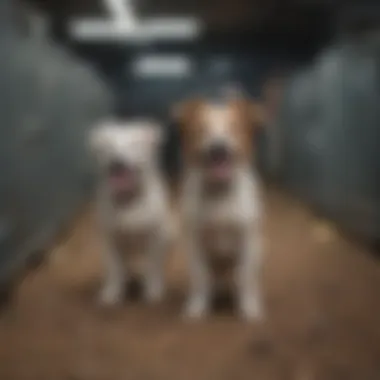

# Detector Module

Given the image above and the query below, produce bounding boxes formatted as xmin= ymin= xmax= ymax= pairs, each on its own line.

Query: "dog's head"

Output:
xmin=173 ymin=97 xmax=265 ymax=185
xmin=89 ymin=119 xmax=163 ymax=198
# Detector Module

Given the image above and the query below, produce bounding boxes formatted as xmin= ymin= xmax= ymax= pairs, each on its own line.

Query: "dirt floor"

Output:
xmin=1 ymin=189 xmax=380 ymax=380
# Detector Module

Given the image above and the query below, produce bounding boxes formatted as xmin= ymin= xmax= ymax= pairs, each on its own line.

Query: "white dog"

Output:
xmin=89 ymin=120 xmax=173 ymax=306
xmin=175 ymin=97 xmax=265 ymax=321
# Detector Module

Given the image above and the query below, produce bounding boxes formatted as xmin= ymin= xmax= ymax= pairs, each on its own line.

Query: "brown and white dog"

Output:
xmin=89 ymin=120 xmax=173 ymax=306
xmin=175 ymin=97 xmax=266 ymax=320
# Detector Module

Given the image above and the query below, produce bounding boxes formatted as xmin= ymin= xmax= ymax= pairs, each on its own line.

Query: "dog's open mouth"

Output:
xmin=203 ymin=147 xmax=234 ymax=183
xmin=208 ymin=160 xmax=233 ymax=182
xmin=107 ymin=161 xmax=138 ymax=196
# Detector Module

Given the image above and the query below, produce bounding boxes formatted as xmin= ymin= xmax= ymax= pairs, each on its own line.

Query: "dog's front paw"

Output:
xmin=239 ymin=296 xmax=264 ymax=322
xmin=183 ymin=297 xmax=210 ymax=320
xmin=98 ymin=286 xmax=123 ymax=307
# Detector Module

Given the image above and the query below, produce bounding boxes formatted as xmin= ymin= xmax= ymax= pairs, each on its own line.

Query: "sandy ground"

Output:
xmin=1 ymin=189 xmax=380 ymax=380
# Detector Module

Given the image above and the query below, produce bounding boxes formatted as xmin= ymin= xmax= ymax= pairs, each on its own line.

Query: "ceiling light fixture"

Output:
xmin=132 ymin=54 xmax=192 ymax=78
xmin=69 ymin=0 xmax=202 ymax=42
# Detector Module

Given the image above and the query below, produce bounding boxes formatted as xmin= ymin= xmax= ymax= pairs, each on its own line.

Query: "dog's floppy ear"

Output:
xmin=172 ymin=99 xmax=203 ymax=131
xmin=232 ymin=98 xmax=267 ymax=131
xmin=88 ymin=122 xmax=113 ymax=154
xmin=250 ymin=102 xmax=267 ymax=128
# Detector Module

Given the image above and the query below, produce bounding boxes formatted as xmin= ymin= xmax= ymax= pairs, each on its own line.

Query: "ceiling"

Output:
xmin=21 ymin=0 xmax=336 ymax=33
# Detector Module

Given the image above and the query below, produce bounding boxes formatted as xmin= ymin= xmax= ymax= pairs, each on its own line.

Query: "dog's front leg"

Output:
xmin=144 ymin=228 xmax=170 ymax=304
xmin=184 ymin=229 xmax=211 ymax=320
xmin=237 ymin=223 xmax=264 ymax=321
xmin=98 ymin=235 xmax=126 ymax=307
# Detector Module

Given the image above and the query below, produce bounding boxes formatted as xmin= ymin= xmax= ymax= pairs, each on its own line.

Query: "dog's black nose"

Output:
xmin=205 ymin=142 xmax=230 ymax=161
xmin=108 ymin=160 xmax=127 ymax=175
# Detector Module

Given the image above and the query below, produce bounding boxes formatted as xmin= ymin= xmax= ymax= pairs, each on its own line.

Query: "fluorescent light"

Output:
xmin=69 ymin=19 xmax=142 ymax=41
xmin=68 ymin=0 xmax=201 ymax=42
xmin=69 ymin=17 xmax=202 ymax=42
xmin=132 ymin=55 xmax=192 ymax=78
xmin=140 ymin=18 xmax=202 ymax=40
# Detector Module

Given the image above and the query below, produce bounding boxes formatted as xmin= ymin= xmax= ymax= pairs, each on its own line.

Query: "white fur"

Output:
xmin=181 ymin=105 xmax=264 ymax=321
xmin=89 ymin=120 xmax=173 ymax=306
xmin=199 ymin=105 xmax=239 ymax=153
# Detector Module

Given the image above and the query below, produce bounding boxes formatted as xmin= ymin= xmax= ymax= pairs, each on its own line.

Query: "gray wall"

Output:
xmin=0 ymin=23 xmax=112 ymax=290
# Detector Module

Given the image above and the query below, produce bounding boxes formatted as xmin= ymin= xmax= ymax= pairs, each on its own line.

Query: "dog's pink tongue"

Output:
xmin=210 ymin=162 xmax=231 ymax=181
xmin=109 ymin=173 xmax=135 ymax=193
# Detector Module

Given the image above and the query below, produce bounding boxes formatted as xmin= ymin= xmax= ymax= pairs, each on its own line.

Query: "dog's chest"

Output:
xmin=202 ymin=194 xmax=239 ymax=225
xmin=114 ymin=203 xmax=151 ymax=231
xmin=197 ymin=194 xmax=244 ymax=259
xmin=111 ymin=193 xmax=161 ymax=233
xmin=104 ymin=177 xmax=166 ymax=233
xmin=113 ymin=228 xmax=152 ymax=254
xmin=113 ymin=228 xmax=153 ymax=274
xmin=201 ymin=222 xmax=242 ymax=269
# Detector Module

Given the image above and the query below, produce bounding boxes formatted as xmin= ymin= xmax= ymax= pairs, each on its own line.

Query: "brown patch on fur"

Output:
xmin=229 ymin=98 xmax=263 ymax=161
xmin=174 ymin=97 xmax=265 ymax=166
xmin=172 ymin=99 xmax=206 ymax=164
